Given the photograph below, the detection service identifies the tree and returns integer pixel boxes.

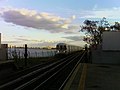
[80,17,110,45]
[110,22,120,31]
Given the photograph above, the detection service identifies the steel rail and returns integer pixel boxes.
[0,52,79,90]
[15,53,79,90]
[59,51,86,90]
[33,52,82,90]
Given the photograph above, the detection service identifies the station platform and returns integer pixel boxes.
[63,63,120,90]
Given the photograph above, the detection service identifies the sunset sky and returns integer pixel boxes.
[0,0,120,47]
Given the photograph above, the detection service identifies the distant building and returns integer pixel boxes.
[0,44,8,61]
[0,33,8,60]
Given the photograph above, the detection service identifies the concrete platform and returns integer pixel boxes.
[85,64,120,90]
[63,63,120,90]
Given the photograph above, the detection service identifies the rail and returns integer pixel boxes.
[0,52,79,90]
[33,52,81,90]
[59,51,86,90]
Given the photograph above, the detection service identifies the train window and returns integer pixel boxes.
[56,45,59,49]
[64,45,67,50]
[60,45,62,50]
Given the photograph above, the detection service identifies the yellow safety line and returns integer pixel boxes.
[63,63,82,90]
[77,63,88,90]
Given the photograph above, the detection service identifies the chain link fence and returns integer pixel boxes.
[8,47,57,60]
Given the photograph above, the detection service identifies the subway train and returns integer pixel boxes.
[56,43,83,55]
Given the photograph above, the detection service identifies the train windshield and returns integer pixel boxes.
[58,45,66,50]
[56,45,59,49]
[64,45,67,50]
[60,45,63,50]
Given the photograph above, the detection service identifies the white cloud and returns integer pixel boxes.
[79,7,120,19]
[0,7,78,33]
[2,40,20,44]
[62,36,83,41]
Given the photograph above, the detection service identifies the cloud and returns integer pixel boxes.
[0,7,78,33]
[2,40,21,44]
[16,38,46,43]
[2,39,69,47]
[79,7,120,19]
[62,36,83,41]
[2,35,85,47]
[16,38,31,42]
[28,42,59,47]
[16,38,69,44]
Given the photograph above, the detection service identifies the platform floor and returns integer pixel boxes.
[64,63,120,90]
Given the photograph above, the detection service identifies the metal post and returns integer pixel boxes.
[24,44,28,67]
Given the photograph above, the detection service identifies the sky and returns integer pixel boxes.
[0,0,120,47]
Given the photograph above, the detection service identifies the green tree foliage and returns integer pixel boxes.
[110,22,120,31]
[80,17,110,45]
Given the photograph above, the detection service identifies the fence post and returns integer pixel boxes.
[24,44,28,67]
[51,51,53,56]
[42,50,44,57]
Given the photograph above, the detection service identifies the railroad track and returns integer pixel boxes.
[34,51,86,90]
[0,51,85,90]
[0,60,57,85]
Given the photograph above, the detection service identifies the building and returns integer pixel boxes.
[0,33,8,61]
[92,31,120,64]
[102,31,120,51]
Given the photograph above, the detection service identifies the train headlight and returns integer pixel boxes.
[63,51,66,53]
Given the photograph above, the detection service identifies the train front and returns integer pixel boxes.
[56,43,67,55]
